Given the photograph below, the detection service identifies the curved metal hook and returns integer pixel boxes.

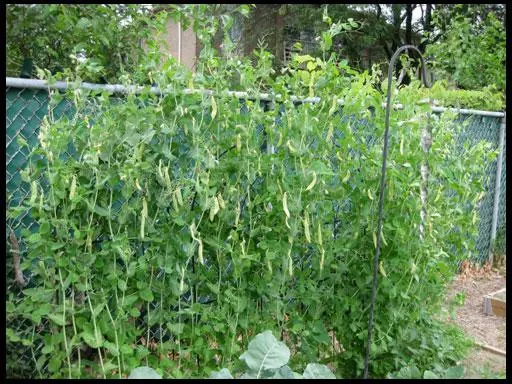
[363,45,432,379]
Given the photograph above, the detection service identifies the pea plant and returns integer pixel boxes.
[6,8,496,379]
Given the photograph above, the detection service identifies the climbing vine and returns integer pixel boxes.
[6,7,496,379]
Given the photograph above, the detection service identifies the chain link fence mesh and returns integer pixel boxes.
[5,86,506,378]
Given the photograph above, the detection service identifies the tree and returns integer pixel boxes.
[425,7,505,92]
[6,4,161,83]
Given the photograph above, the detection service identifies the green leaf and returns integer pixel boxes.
[307,61,318,71]
[76,17,91,30]
[423,370,439,379]
[120,344,134,355]
[48,313,66,326]
[139,287,154,302]
[81,330,103,348]
[444,365,464,379]
[303,363,336,379]
[128,366,162,379]
[166,322,185,335]
[269,365,297,379]
[239,330,290,376]
[6,328,21,343]
[104,340,119,356]
[206,282,219,295]
[41,343,54,354]
[210,368,233,379]
[294,54,315,64]
[118,279,127,291]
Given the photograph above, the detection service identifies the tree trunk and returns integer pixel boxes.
[405,4,413,45]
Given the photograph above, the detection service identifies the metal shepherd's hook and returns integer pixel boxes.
[363,45,432,379]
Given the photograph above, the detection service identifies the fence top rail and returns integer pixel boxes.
[6,77,505,118]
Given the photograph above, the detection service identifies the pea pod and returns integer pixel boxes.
[197,239,204,265]
[135,178,143,192]
[379,261,387,278]
[69,175,77,200]
[381,230,388,247]
[282,192,290,219]
[163,167,172,190]
[305,171,317,192]
[209,196,220,222]
[217,193,225,209]
[236,134,241,152]
[319,247,325,272]
[342,170,350,183]
[287,247,293,277]
[140,197,148,240]
[211,96,217,120]
[29,181,38,204]
[317,223,323,246]
[286,140,297,153]
[303,212,311,243]
[175,188,183,206]
[235,201,241,227]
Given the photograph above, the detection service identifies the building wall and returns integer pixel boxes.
[160,20,197,71]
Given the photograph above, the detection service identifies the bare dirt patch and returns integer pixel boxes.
[444,261,506,378]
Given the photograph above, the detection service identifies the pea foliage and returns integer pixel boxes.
[6,6,496,379]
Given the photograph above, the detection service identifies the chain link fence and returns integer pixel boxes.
[5,84,506,377]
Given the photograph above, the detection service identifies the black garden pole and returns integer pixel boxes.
[363,45,432,379]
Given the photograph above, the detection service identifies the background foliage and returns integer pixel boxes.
[5,3,502,380]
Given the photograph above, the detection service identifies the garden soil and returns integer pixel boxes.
[444,261,506,378]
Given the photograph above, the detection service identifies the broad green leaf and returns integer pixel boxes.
[210,368,233,379]
[239,330,290,376]
[128,366,162,379]
[269,365,297,379]
[303,363,336,379]
[444,365,464,379]
[423,370,439,379]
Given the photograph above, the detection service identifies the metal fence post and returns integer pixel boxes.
[488,113,506,265]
